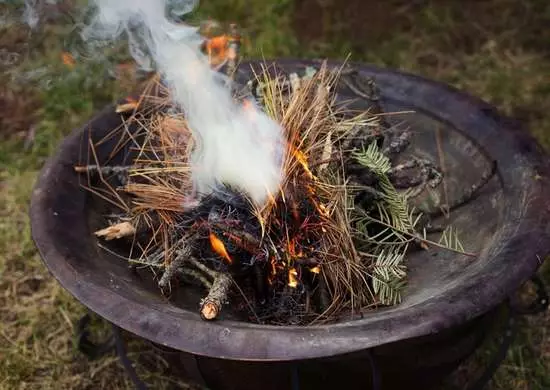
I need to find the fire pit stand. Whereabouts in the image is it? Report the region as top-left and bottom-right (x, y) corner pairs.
(30, 59), (550, 390)
(74, 275), (548, 390)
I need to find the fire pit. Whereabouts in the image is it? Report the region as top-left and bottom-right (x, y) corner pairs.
(30, 59), (550, 390)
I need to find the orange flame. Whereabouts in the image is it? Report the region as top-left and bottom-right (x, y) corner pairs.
(203, 35), (228, 66)
(288, 268), (299, 288)
(115, 96), (140, 113)
(268, 256), (286, 286)
(287, 238), (304, 259)
(61, 52), (75, 69)
(293, 149), (314, 180)
(306, 184), (330, 218)
(288, 239), (296, 257)
(268, 258), (277, 285)
(209, 233), (233, 264)
(309, 266), (321, 274)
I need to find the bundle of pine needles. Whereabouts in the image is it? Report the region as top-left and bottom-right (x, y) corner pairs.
(77, 59), (473, 325)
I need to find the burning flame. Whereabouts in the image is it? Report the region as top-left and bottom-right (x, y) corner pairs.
(268, 258), (277, 285)
(202, 35), (228, 66)
(61, 52), (75, 69)
(309, 266), (321, 274)
(288, 268), (299, 288)
(115, 96), (140, 113)
(293, 149), (314, 180)
(209, 233), (232, 264)
(306, 184), (330, 218)
(287, 238), (304, 259)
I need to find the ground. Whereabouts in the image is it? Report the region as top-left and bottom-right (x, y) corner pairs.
(1, 0), (549, 389)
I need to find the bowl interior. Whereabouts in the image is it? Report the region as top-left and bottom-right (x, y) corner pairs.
(31, 59), (547, 360)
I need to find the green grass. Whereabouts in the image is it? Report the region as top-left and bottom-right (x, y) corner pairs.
(1, 0), (549, 389)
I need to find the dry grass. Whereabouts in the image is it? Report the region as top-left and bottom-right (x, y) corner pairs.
(83, 62), (400, 325)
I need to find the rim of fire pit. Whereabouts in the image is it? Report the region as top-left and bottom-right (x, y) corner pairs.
(30, 59), (550, 361)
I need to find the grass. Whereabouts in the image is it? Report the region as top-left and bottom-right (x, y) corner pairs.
(0, 0), (549, 388)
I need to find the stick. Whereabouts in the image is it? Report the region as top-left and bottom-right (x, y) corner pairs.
(158, 241), (192, 291)
(200, 273), (232, 321)
(74, 164), (135, 175)
(94, 221), (136, 240)
(187, 257), (218, 279)
(209, 221), (262, 254)
(225, 23), (241, 82)
(176, 269), (213, 289)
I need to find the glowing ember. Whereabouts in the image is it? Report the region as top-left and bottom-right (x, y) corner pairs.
(288, 268), (299, 288)
(209, 233), (232, 264)
(309, 266), (321, 274)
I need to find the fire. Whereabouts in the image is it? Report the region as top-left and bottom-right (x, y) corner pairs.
(287, 238), (304, 259)
(288, 239), (296, 258)
(61, 52), (75, 69)
(288, 268), (299, 288)
(202, 35), (228, 66)
(115, 96), (140, 113)
(293, 149), (314, 180)
(209, 233), (233, 264)
(305, 184), (330, 218)
(268, 258), (277, 286)
(309, 266), (321, 274)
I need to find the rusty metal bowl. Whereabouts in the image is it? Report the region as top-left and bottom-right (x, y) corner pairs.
(30, 59), (550, 389)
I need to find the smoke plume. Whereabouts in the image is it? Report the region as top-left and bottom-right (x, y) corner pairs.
(81, 0), (286, 206)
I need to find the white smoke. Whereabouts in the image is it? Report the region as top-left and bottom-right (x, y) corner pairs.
(82, 0), (286, 206)
(23, 0), (40, 29)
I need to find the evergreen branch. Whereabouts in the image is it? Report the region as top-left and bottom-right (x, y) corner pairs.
(371, 247), (408, 305)
(352, 141), (392, 175)
(360, 213), (477, 257)
(438, 225), (465, 253)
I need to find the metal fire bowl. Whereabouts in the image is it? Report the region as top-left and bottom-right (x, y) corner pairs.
(30, 59), (550, 361)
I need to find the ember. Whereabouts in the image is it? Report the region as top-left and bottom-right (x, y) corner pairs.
(76, 19), (489, 325)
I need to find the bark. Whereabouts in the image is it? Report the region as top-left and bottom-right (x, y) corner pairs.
(200, 273), (232, 321)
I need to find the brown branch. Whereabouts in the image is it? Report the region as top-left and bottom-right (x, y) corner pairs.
(200, 273), (232, 321)
(209, 221), (263, 254)
(74, 164), (136, 175)
(94, 221), (136, 240)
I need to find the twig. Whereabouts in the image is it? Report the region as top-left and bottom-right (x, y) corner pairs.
(200, 273), (232, 320)
(187, 257), (218, 279)
(435, 125), (450, 218)
(362, 214), (478, 257)
(74, 164), (135, 175)
(94, 221), (136, 240)
(225, 23), (241, 82)
(159, 239), (194, 291)
(209, 221), (262, 254)
(176, 268), (213, 289)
